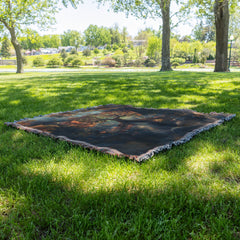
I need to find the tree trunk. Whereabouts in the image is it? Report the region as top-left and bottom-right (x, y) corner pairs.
(160, 0), (172, 71)
(214, 0), (229, 72)
(9, 27), (24, 73)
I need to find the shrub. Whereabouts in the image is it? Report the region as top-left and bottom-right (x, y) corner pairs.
(112, 44), (119, 51)
(94, 48), (99, 54)
(64, 56), (75, 66)
(82, 49), (91, 57)
(114, 49), (124, 55)
(133, 58), (143, 67)
(171, 62), (180, 68)
(144, 58), (156, 67)
(64, 56), (83, 67)
(170, 58), (185, 65)
(60, 49), (68, 60)
(70, 48), (78, 55)
(112, 55), (123, 67)
(106, 45), (112, 51)
(102, 57), (116, 67)
(129, 43), (134, 50)
(200, 56), (207, 64)
(94, 58), (101, 66)
(123, 53), (130, 67)
(122, 47), (128, 53)
(33, 56), (45, 67)
(47, 57), (62, 68)
(71, 57), (83, 67)
(103, 49), (108, 55)
(22, 56), (28, 65)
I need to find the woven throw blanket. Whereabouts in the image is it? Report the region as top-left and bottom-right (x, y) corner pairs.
(5, 104), (235, 162)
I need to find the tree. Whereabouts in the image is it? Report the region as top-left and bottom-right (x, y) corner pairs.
(0, 0), (82, 73)
(84, 25), (111, 47)
(159, 0), (172, 71)
(1, 36), (11, 59)
(96, 0), (177, 71)
(214, 0), (229, 71)
(20, 29), (42, 51)
(188, 0), (239, 72)
(229, 5), (240, 40)
(146, 36), (162, 63)
(41, 34), (61, 48)
(109, 24), (121, 45)
(134, 28), (154, 44)
(61, 30), (83, 49)
(121, 27), (129, 44)
(193, 21), (215, 42)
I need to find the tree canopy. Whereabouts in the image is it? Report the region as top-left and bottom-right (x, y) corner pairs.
(0, 0), (83, 73)
(84, 25), (111, 47)
(96, 0), (184, 71)
(0, 36), (11, 59)
(61, 30), (83, 49)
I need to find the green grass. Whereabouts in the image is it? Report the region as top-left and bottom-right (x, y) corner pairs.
(0, 71), (239, 239)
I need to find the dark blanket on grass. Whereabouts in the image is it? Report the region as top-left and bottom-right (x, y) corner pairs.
(5, 104), (235, 162)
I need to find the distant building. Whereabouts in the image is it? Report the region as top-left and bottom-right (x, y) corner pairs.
(132, 40), (147, 47)
(58, 46), (75, 53)
(24, 50), (41, 55)
(39, 48), (58, 54)
(78, 45), (89, 52)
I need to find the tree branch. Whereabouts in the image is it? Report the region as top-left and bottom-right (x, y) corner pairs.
(0, 17), (11, 30)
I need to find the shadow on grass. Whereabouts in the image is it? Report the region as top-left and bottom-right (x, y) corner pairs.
(1, 139), (240, 239)
(0, 71), (240, 239)
(1, 71), (239, 171)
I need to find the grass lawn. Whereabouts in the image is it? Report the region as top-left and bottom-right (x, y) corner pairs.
(0, 71), (239, 239)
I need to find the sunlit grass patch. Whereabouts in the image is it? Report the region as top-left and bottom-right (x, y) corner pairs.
(0, 71), (239, 239)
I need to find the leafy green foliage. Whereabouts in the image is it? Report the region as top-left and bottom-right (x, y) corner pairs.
(40, 34), (62, 48)
(171, 61), (180, 68)
(112, 55), (124, 67)
(133, 57), (144, 67)
(0, 37), (11, 59)
(109, 24), (121, 45)
(144, 58), (157, 67)
(146, 36), (161, 63)
(64, 55), (83, 67)
(84, 25), (111, 47)
(70, 48), (78, 55)
(170, 57), (185, 64)
(94, 48), (100, 54)
(0, 0), (59, 31)
(22, 56), (28, 65)
(60, 49), (68, 60)
(0, 0), (80, 73)
(61, 30), (83, 49)
(33, 56), (45, 67)
(71, 57), (83, 67)
(229, 5), (240, 40)
(193, 21), (215, 42)
(64, 55), (76, 66)
(122, 47), (128, 53)
(102, 57), (116, 67)
(82, 49), (91, 57)
(19, 29), (42, 51)
(47, 57), (63, 68)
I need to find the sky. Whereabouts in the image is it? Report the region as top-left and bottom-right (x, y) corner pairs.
(40, 1), (195, 37)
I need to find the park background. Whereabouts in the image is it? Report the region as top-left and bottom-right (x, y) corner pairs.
(0, 1), (240, 239)
(0, 1), (239, 71)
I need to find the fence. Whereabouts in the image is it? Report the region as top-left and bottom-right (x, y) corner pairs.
(0, 59), (17, 65)
(231, 61), (240, 67)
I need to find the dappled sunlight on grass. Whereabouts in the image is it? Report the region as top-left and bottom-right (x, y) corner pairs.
(0, 71), (239, 239)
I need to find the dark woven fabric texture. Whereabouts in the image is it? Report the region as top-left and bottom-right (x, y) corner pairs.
(5, 104), (235, 161)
